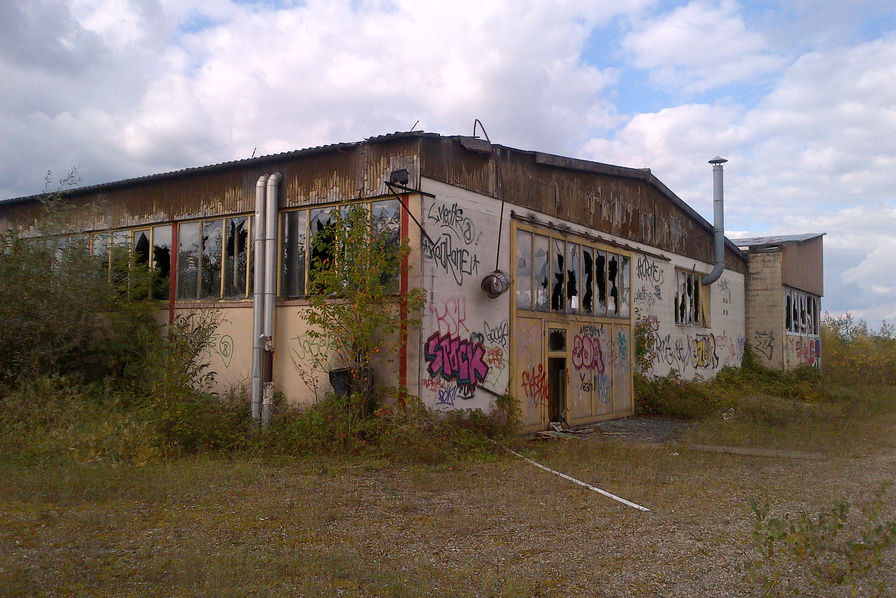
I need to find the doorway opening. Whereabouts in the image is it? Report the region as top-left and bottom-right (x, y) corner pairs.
(548, 357), (566, 423)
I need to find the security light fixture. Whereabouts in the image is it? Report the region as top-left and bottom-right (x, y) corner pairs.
(389, 169), (409, 185)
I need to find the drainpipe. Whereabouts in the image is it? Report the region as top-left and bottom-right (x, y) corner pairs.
(702, 157), (727, 286)
(251, 174), (269, 421)
(261, 172), (282, 427)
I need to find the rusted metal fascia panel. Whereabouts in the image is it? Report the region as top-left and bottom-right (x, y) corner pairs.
(2, 131), (434, 206)
(534, 151), (653, 181)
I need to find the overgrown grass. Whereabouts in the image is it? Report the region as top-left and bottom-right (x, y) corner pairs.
(635, 319), (896, 454)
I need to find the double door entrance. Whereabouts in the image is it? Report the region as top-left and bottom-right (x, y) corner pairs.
(515, 316), (632, 429)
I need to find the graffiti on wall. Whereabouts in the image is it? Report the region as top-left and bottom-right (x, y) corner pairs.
(753, 331), (775, 360)
(638, 315), (741, 373)
(424, 331), (490, 395)
(692, 333), (719, 369)
(429, 297), (471, 336)
(521, 363), (548, 408)
(423, 199), (483, 286)
(290, 332), (335, 363)
(484, 320), (509, 348)
(427, 201), (480, 246)
(636, 255), (665, 286)
(423, 234), (481, 285)
(790, 336), (821, 368)
(616, 331), (629, 363)
(633, 285), (663, 308)
(572, 333), (606, 374)
(633, 256), (664, 309)
(208, 332), (235, 368)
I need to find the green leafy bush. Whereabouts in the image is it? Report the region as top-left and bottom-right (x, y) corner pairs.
(635, 353), (825, 421)
(822, 314), (896, 385)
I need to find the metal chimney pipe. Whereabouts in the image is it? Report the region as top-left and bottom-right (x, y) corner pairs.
(702, 156), (727, 286)
(251, 174), (269, 421)
(261, 172), (282, 427)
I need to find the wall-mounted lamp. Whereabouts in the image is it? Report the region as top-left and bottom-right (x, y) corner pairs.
(481, 270), (510, 298)
(389, 169), (409, 185)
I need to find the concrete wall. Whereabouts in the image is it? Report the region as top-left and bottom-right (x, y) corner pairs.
(632, 252), (746, 377)
(417, 178), (512, 413)
(744, 251), (785, 369)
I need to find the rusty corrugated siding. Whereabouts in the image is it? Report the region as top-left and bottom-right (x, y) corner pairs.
(1, 135), (425, 233)
(1, 132), (746, 275)
(420, 136), (746, 274)
(782, 236), (824, 296)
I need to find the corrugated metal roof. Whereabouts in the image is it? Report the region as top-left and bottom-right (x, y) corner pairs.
(732, 233), (825, 248)
(1, 130), (435, 205)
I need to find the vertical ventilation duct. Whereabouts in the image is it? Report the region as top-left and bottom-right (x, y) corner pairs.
(261, 173), (282, 427)
(251, 175), (269, 421)
(702, 157), (727, 286)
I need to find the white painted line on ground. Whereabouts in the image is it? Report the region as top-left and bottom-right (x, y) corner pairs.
(499, 443), (651, 512)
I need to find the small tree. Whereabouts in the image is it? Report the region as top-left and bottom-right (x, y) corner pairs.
(301, 203), (425, 409)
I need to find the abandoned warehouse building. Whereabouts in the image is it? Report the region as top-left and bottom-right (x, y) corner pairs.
(0, 132), (823, 430)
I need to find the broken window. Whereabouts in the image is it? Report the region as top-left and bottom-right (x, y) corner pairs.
(607, 253), (619, 315)
(675, 269), (708, 327)
(551, 238), (565, 311)
(177, 222), (201, 299)
(281, 201), (401, 298)
(566, 243), (579, 312)
(280, 210), (307, 298)
(618, 255), (630, 319)
(200, 220), (223, 298)
(371, 199), (401, 293)
(223, 217), (249, 298)
(152, 225), (172, 300)
(511, 227), (631, 318)
(595, 250), (607, 316)
(785, 287), (821, 335)
(308, 207), (340, 294)
(110, 230), (130, 293)
(582, 246), (594, 314)
(534, 234), (550, 311)
(516, 230), (533, 309)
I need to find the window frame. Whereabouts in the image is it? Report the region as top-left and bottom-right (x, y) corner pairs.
(674, 269), (709, 328)
(278, 198), (402, 299)
(785, 287), (820, 335)
(513, 224), (631, 320)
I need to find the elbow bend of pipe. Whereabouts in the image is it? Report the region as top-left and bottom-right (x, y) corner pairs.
(702, 262), (724, 286)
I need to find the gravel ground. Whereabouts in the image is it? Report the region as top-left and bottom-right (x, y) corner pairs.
(3, 417), (895, 597)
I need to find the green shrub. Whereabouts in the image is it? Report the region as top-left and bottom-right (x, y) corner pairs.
(822, 314), (896, 385)
(258, 393), (507, 464)
(635, 354), (827, 421)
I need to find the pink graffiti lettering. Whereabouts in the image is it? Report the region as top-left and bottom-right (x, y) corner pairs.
(424, 332), (490, 388)
(572, 334), (605, 374)
(429, 297), (469, 336)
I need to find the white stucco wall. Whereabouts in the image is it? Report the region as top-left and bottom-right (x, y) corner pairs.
(631, 252), (746, 378)
(417, 178), (512, 413)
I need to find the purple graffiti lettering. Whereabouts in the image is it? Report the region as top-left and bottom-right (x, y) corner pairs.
(424, 332), (490, 389)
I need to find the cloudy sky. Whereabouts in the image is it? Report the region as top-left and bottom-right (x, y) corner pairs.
(2, 0), (894, 327)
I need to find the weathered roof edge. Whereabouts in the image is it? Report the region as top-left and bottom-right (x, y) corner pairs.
(731, 233), (825, 248)
(1, 130), (746, 259)
(526, 149), (745, 259)
(1, 130), (435, 206)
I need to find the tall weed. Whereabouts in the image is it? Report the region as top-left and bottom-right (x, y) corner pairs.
(822, 314), (896, 385)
